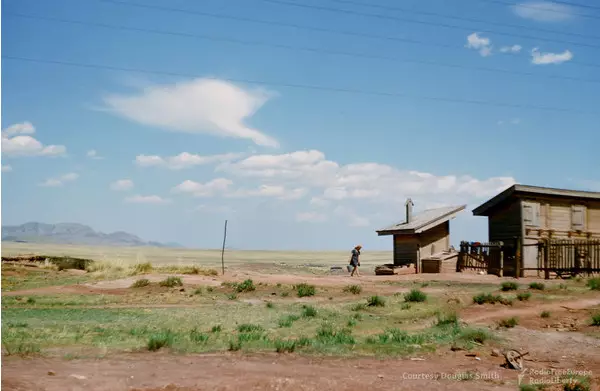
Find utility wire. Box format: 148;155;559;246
92;0;600;68
326;0;600;40
475;0;600;16
7;12;600;85
3;55;596;116
259;0;600;46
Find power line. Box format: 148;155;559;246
548;0;600;12
475;0;600;16
7;12;600;85
259;0;600;46
326;0;600;40
3;55;596;116
93;0;600;69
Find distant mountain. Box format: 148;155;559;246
1;222;184;248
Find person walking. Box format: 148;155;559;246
349;245;362;277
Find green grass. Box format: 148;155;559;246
517;292;532;301
587;278;600;291
159;276;183;288
193;287;203;295
436;311;459;327
472;293;512;305
404;289;427;303
133;262;153;274
367;295;386;307
301;305;317;318
500;281;519;291
498;317;519;328
237;324;264;333
235;279;256;293
529;282;545;291
563;376;591;391
189;328;209;343
315;323;355;345
147;330;175;351
519;385;547;391
211;325;222;333
351;303;367;311
296;283;316;297
540;311;551;318
266;301;274;309
343;285;362;295
591;313;600;326
278;314;300;328
131;278;150;288
227;293;238;300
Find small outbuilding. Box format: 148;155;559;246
376;199;466;273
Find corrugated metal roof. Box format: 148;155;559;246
376;204;466;235
473;184;600;216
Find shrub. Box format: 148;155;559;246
2;340;41;356
367;295;386;307
297;336;312;347
458;328;492;344
315;323;355;345
227;293;238;300
404;289;427;303
266;301;274;309
343;285;362;295
517;292;532;301
206;287;214;293
193;287;203;295
26;297;36;304
228;339;242;351
498;317;519;328
501;281;519;291
147;330;174;351
472;293;511;305
541;311;551;318
401;303;412;310
236;279;256;293
347;318;357;327
302;305;317;317
238;332;264;342
278;315;300;328
159;276;183;288
133;262;153;274
296;283;316;297
281;292;290;297
587;278;600;291
274;339;296;353
559;283;568;290
189;328;209;343
529;282;545;290
237;324;263;333
591;314;600;326
131;278;150;288
436;311;459;327
211;325;222;333
563;376;591;391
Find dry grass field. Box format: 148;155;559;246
2;243;600;391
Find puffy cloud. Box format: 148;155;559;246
124;195;170;204
513;1;574;22
87;150;103;159
172;178;233;197
531;48;573;65
1;122;66;157
2;164;13;172
103;78;279;147
39;173;79;187
333;205;370;227
110;179;134;191
227;185;308;200
296;211;328;223
500;45;522;54
466;33;492;57
135;152;244;170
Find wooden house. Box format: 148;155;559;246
376;199;466;273
472;184;600;277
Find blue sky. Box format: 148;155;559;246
2;0;599;250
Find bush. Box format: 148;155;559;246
472;293;511;305
236;279;256;293
189;328;209;343
228;339;242;351
529;282;545;290
517;292;532;301
367;295;386;307
159;276;183;287
563;376;591;391
343;285;362;295
131;278;150;288
501;281;519;291
401;303;412;310
147;330;174;351
315;323;355;345
26;297;36;304
274;339;296;353
498;317;519;328
211;325;222;333
296;283;316;297
227;293;237;300
347;319;357;327
541;311;551;318
591;314;600;326
404;289;427;303
458;328;492;344
237;324;264;333
587;278;600;291
436;311;459;327
206;287;214;293
133;262;153;274
278;315;300;328
266;301;274;309
193;287;203;295
302;305;317;317
281;292;290;297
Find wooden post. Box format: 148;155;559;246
499;241;504;277
221;220;228;275
543;240;550;280
515;237;521;279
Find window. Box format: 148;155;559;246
571;205;586;231
523;202;540;227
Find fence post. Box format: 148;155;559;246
543;240;549;280
499;241;504;277
514;237;521;279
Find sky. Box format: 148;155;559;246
2;0;599;251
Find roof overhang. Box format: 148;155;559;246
376;204;466;236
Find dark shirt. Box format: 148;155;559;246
350;249;360;266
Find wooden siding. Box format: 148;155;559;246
590;205;600;232
488;199;521;243
418;221;449;258
549;203;571;231
393;235;418;266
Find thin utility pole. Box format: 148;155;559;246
221;220;228;275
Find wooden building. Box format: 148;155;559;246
472;184;600;277
376;199;466;273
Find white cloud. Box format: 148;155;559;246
333;205;370;227
309;197;331;208
296;211;328;223
466;33;492;57
40;172;79;187
172;178;233;197
195;204;235;214
2;164;13;172
110;179;134;191
103;78;279;147
87;150;103;160
124;195;170;204
1;122;66;157
500;45;522;54
531;48;573;65
135;152;244;170
227;185;308;200
513;1;574;22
